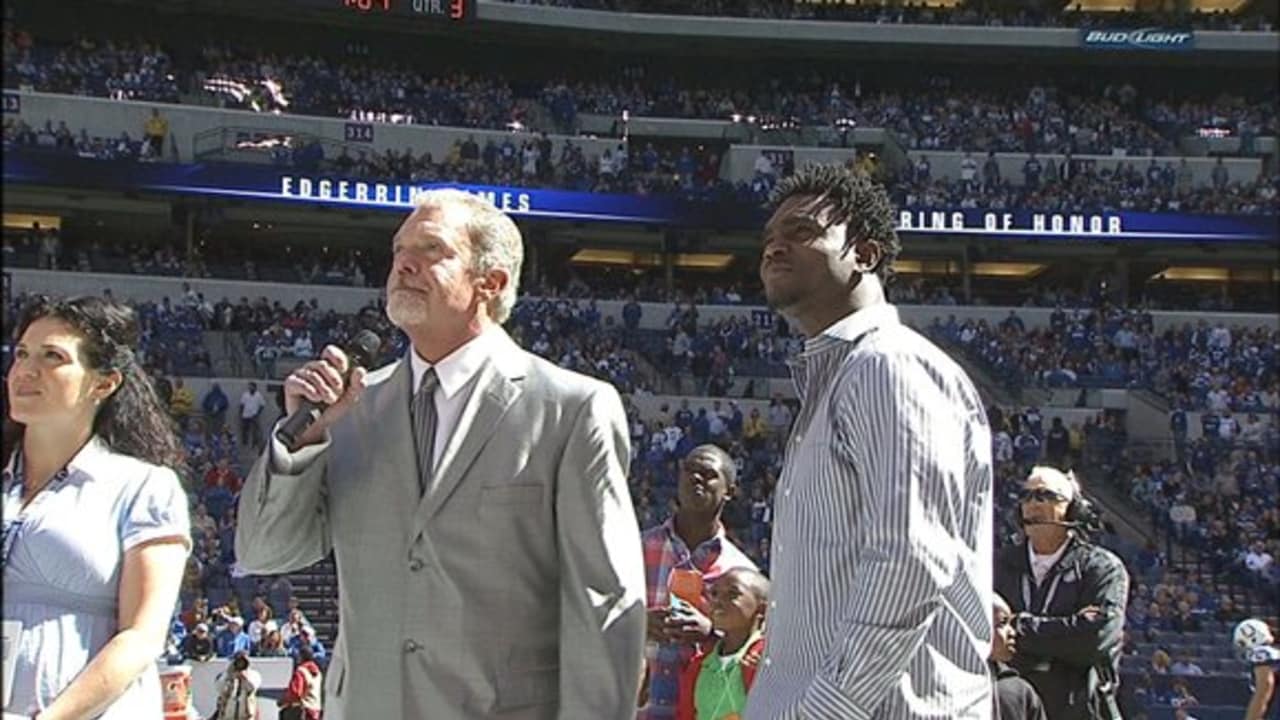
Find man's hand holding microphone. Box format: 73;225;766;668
276;330;382;450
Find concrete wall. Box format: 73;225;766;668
9;91;613;165
8;268;383;314
10;90;1268;189
721;145;860;183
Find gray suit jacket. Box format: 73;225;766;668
234;330;646;720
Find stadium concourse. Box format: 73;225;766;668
2;0;1278;718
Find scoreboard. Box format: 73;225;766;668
302;0;474;22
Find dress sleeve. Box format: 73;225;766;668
121;465;193;554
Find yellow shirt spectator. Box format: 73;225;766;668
144;109;169;155
855;151;880;179
145;111;168;140
743;411;767;442
171;382;195;417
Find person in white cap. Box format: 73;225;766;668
215;616;251;658
994;466;1129;720
287;625;327;665
183;623;215;663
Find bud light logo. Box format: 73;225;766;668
1081;27;1195;51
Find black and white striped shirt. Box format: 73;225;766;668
744;303;995;720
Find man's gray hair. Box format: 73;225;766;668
414;188;523;323
1026;465;1079;501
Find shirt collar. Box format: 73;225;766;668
65;436;112;476
663;516;726;554
805;302;900;352
3;435;110;489
713;627;765;664
1027;536;1071;570
409;325;501;398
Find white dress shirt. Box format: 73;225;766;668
1028;538;1069;586
240;390;265;420
406;326;501;472
745;302;994;720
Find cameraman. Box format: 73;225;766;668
995;466;1129;720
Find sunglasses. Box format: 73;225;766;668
1020;488;1068;504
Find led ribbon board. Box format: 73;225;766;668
4;153;1276;242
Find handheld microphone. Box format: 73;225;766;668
276;329;382;449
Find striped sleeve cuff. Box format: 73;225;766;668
800;674;870;720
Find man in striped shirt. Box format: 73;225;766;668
744;164;995;720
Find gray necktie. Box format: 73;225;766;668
412;369;440;495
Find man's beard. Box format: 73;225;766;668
386;290;430;327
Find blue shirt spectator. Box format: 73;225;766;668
216;619;253;658
288;628;328;664
623;298;643;331
201;382;230;425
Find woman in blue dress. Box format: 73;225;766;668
3;295;192;719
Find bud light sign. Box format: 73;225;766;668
1080;27;1195;51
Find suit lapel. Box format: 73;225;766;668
413;354;525;532
363;359;420;502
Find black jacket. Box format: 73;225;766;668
182;634;214;661
992;661;1049;720
994;536;1129;720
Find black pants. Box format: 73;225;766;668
241;416;261;449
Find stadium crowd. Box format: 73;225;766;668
887;154;1280;216
2;117;160;162
6;218;1279;410
7;113;1280;220
929;307;1280;413
5;26;1278;160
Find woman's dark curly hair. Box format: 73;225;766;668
770;162;902;285
3;295;186;471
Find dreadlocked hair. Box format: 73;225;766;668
769;162;902;285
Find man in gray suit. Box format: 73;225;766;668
234;189;647;720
